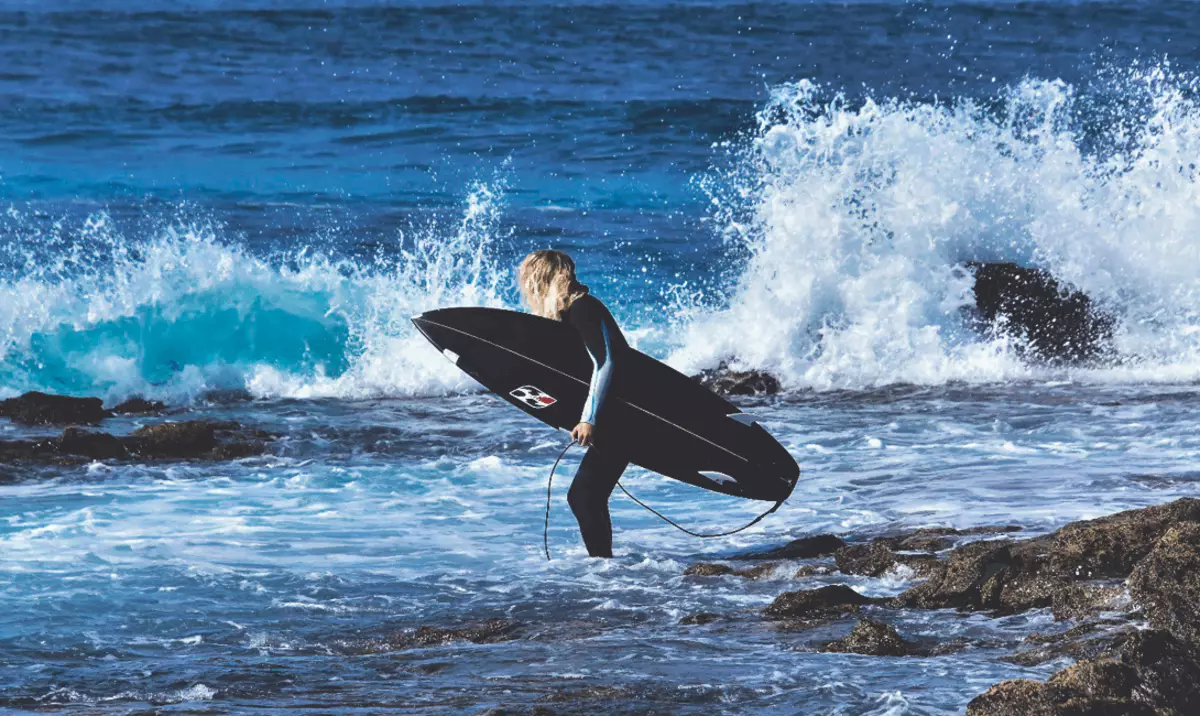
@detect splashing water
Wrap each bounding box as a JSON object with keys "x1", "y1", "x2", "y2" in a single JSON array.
[
  {"x1": 671, "y1": 66, "x2": 1200, "y2": 390},
  {"x1": 0, "y1": 183, "x2": 512, "y2": 401}
]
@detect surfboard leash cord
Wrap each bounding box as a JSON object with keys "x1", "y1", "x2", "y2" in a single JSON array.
[{"x1": 544, "y1": 440, "x2": 784, "y2": 560}]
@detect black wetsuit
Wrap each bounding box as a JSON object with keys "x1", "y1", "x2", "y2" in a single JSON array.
[{"x1": 563, "y1": 293, "x2": 629, "y2": 558}]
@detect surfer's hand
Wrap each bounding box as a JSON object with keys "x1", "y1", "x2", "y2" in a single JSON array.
[{"x1": 571, "y1": 422, "x2": 594, "y2": 447}]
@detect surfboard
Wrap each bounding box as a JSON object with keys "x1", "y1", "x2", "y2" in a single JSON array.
[{"x1": 412, "y1": 307, "x2": 799, "y2": 502}]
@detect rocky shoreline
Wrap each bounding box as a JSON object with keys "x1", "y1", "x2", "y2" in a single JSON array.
[{"x1": 0, "y1": 391, "x2": 275, "y2": 470}]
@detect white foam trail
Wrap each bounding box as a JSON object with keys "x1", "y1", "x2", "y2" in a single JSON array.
[{"x1": 671, "y1": 65, "x2": 1200, "y2": 389}]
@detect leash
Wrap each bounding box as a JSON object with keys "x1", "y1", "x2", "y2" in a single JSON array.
[{"x1": 543, "y1": 439, "x2": 784, "y2": 560}]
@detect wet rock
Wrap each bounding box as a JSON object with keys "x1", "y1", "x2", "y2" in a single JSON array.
[
  {"x1": 691, "y1": 361, "x2": 781, "y2": 396},
  {"x1": 1128, "y1": 523, "x2": 1200, "y2": 645},
  {"x1": 1042, "y1": 498, "x2": 1200, "y2": 579},
  {"x1": 479, "y1": 707, "x2": 557, "y2": 716},
  {"x1": 764, "y1": 585, "x2": 873, "y2": 620},
  {"x1": 684, "y1": 563, "x2": 735, "y2": 577},
  {"x1": 835, "y1": 543, "x2": 939, "y2": 578},
  {"x1": 684, "y1": 562, "x2": 778, "y2": 579},
  {"x1": 1004, "y1": 622, "x2": 1134, "y2": 667},
  {"x1": 881, "y1": 525, "x2": 1024, "y2": 553},
  {"x1": 893, "y1": 539, "x2": 1016, "y2": 610},
  {"x1": 822, "y1": 618, "x2": 912, "y2": 657},
  {"x1": 199, "y1": 388, "x2": 254, "y2": 404},
  {"x1": 0, "y1": 392, "x2": 110, "y2": 425},
  {"x1": 127, "y1": 421, "x2": 219, "y2": 458},
  {"x1": 793, "y1": 564, "x2": 834, "y2": 578},
  {"x1": 110, "y1": 397, "x2": 166, "y2": 415},
  {"x1": 680, "y1": 612, "x2": 721, "y2": 626},
  {"x1": 968, "y1": 630, "x2": 1200, "y2": 716},
  {"x1": 54, "y1": 427, "x2": 129, "y2": 460},
  {"x1": 968, "y1": 262, "x2": 1115, "y2": 365},
  {"x1": 394, "y1": 619, "x2": 519, "y2": 649},
  {"x1": 736, "y1": 534, "x2": 846, "y2": 560}
]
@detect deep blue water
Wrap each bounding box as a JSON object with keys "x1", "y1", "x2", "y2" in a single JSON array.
[{"x1": 4, "y1": 1, "x2": 1200, "y2": 713}]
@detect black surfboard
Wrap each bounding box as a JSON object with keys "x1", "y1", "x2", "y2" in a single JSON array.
[{"x1": 412, "y1": 307, "x2": 799, "y2": 503}]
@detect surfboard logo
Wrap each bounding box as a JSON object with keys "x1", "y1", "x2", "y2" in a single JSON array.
[{"x1": 510, "y1": 385, "x2": 557, "y2": 409}]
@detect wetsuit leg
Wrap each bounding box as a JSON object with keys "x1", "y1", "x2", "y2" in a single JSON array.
[{"x1": 567, "y1": 447, "x2": 629, "y2": 558}]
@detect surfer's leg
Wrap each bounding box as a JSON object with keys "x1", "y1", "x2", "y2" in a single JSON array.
[{"x1": 567, "y1": 447, "x2": 628, "y2": 558}]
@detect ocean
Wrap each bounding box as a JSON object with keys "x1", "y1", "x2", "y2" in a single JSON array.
[{"x1": 3, "y1": 1, "x2": 1200, "y2": 713}]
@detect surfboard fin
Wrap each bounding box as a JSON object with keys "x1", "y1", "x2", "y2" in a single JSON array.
[{"x1": 728, "y1": 413, "x2": 760, "y2": 426}]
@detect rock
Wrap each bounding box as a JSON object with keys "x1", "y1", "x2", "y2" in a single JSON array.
[
  {"x1": 968, "y1": 630, "x2": 1200, "y2": 716},
  {"x1": 680, "y1": 612, "x2": 721, "y2": 626},
  {"x1": 968, "y1": 262, "x2": 1115, "y2": 365},
  {"x1": 54, "y1": 427, "x2": 129, "y2": 460},
  {"x1": 684, "y1": 563, "x2": 735, "y2": 577},
  {"x1": 127, "y1": 421, "x2": 218, "y2": 458},
  {"x1": 764, "y1": 585, "x2": 873, "y2": 619},
  {"x1": 736, "y1": 534, "x2": 846, "y2": 560},
  {"x1": 793, "y1": 564, "x2": 834, "y2": 578},
  {"x1": 881, "y1": 525, "x2": 1024, "y2": 553},
  {"x1": 406, "y1": 619, "x2": 519, "y2": 648},
  {"x1": 684, "y1": 562, "x2": 778, "y2": 579},
  {"x1": 199, "y1": 388, "x2": 254, "y2": 404},
  {"x1": 0, "y1": 392, "x2": 110, "y2": 425},
  {"x1": 1005, "y1": 622, "x2": 1135, "y2": 667},
  {"x1": 1128, "y1": 523, "x2": 1200, "y2": 645},
  {"x1": 823, "y1": 618, "x2": 912, "y2": 657},
  {"x1": 834, "y1": 543, "x2": 939, "y2": 578},
  {"x1": 691, "y1": 361, "x2": 781, "y2": 396},
  {"x1": 110, "y1": 397, "x2": 166, "y2": 415},
  {"x1": 1042, "y1": 498, "x2": 1200, "y2": 579},
  {"x1": 893, "y1": 539, "x2": 1016, "y2": 610}
]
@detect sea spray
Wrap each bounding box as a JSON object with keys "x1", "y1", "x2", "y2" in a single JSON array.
[
  {"x1": 671, "y1": 66, "x2": 1200, "y2": 389},
  {"x1": 0, "y1": 183, "x2": 513, "y2": 401}
]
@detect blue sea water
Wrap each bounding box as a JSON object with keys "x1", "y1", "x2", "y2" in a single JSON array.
[{"x1": 4, "y1": 1, "x2": 1200, "y2": 713}]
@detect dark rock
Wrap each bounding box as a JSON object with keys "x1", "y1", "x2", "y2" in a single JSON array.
[
  {"x1": 893, "y1": 539, "x2": 1016, "y2": 610},
  {"x1": 835, "y1": 543, "x2": 939, "y2": 578},
  {"x1": 110, "y1": 397, "x2": 166, "y2": 415},
  {"x1": 736, "y1": 534, "x2": 846, "y2": 560},
  {"x1": 1005, "y1": 622, "x2": 1134, "y2": 667},
  {"x1": 764, "y1": 585, "x2": 873, "y2": 619},
  {"x1": 127, "y1": 421, "x2": 218, "y2": 458},
  {"x1": 684, "y1": 562, "x2": 778, "y2": 579},
  {"x1": 1128, "y1": 523, "x2": 1200, "y2": 645},
  {"x1": 199, "y1": 388, "x2": 254, "y2": 404},
  {"x1": 407, "y1": 619, "x2": 518, "y2": 648},
  {"x1": 881, "y1": 525, "x2": 1024, "y2": 553},
  {"x1": 822, "y1": 618, "x2": 912, "y2": 657},
  {"x1": 0, "y1": 392, "x2": 110, "y2": 425},
  {"x1": 793, "y1": 564, "x2": 834, "y2": 578},
  {"x1": 54, "y1": 427, "x2": 128, "y2": 460},
  {"x1": 680, "y1": 612, "x2": 721, "y2": 626},
  {"x1": 684, "y1": 563, "x2": 735, "y2": 577},
  {"x1": 968, "y1": 630, "x2": 1200, "y2": 716},
  {"x1": 968, "y1": 262, "x2": 1115, "y2": 365},
  {"x1": 691, "y1": 361, "x2": 781, "y2": 396},
  {"x1": 734, "y1": 563, "x2": 778, "y2": 580},
  {"x1": 1043, "y1": 498, "x2": 1200, "y2": 579}
]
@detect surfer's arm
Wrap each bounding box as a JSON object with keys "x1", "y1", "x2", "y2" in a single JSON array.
[{"x1": 569, "y1": 300, "x2": 616, "y2": 426}]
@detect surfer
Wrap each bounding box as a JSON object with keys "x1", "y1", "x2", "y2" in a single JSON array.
[{"x1": 518, "y1": 250, "x2": 629, "y2": 558}]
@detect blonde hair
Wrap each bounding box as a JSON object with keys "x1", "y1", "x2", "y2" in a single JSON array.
[{"x1": 517, "y1": 250, "x2": 589, "y2": 320}]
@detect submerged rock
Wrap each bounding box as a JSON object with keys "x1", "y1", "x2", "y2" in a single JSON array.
[
  {"x1": 405, "y1": 619, "x2": 519, "y2": 648},
  {"x1": 679, "y1": 612, "x2": 722, "y2": 626},
  {"x1": 691, "y1": 362, "x2": 781, "y2": 396},
  {"x1": 127, "y1": 421, "x2": 219, "y2": 458},
  {"x1": 968, "y1": 262, "x2": 1115, "y2": 365},
  {"x1": 0, "y1": 420, "x2": 273, "y2": 466},
  {"x1": 822, "y1": 618, "x2": 912, "y2": 657},
  {"x1": 0, "y1": 392, "x2": 110, "y2": 425},
  {"x1": 764, "y1": 585, "x2": 874, "y2": 619},
  {"x1": 684, "y1": 562, "x2": 779, "y2": 579},
  {"x1": 735, "y1": 534, "x2": 846, "y2": 560},
  {"x1": 110, "y1": 397, "x2": 167, "y2": 415}
]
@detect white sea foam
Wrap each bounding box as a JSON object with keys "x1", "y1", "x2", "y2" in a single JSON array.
[{"x1": 671, "y1": 65, "x2": 1200, "y2": 389}]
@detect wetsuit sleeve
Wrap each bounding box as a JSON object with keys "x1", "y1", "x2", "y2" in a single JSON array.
[{"x1": 567, "y1": 299, "x2": 616, "y2": 425}]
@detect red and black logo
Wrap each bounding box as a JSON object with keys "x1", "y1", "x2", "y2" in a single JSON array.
[{"x1": 510, "y1": 385, "x2": 557, "y2": 409}]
